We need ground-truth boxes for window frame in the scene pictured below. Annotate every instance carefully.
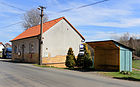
[29,43,34,53]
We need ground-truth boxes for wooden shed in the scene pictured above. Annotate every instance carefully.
[86,40,134,72]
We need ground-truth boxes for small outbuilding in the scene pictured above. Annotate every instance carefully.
[86,40,134,72]
[0,42,5,57]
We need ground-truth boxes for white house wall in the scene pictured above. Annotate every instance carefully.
[0,44,4,52]
[42,19,83,57]
[0,44,4,57]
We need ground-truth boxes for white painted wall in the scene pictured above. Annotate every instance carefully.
[42,19,83,57]
[0,44,4,52]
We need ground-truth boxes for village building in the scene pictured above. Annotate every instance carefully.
[5,43,12,48]
[0,42,5,57]
[10,17,85,67]
[2,43,12,58]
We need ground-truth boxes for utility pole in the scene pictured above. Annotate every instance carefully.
[38,6,46,65]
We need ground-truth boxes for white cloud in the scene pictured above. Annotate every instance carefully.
[47,0,140,28]
[86,18,140,28]
[85,31,140,41]
[1,0,140,42]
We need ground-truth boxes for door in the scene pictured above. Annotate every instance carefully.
[22,44,25,61]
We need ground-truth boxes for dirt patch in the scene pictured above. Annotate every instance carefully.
[132,68,140,71]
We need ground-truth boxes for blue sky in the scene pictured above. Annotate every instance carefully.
[0,0,140,43]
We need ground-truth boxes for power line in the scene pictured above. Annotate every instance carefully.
[0,0,109,29]
[0,2,26,12]
[57,0,109,13]
[0,1,26,29]
[0,21,23,29]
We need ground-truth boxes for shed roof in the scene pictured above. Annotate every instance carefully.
[86,40,134,51]
[10,17,85,41]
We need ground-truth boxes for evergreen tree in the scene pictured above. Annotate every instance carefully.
[77,43,93,68]
[83,48,93,68]
[65,48,76,69]
[77,53,84,68]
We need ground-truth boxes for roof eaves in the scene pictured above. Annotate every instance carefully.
[86,40,135,51]
[10,35,39,42]
[112,40,135,51]
[63,17,85,40]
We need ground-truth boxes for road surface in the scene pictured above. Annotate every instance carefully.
[0,59,139,87]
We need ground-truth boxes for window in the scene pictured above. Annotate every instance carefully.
[14,46,17,53]
[29,43,34,53]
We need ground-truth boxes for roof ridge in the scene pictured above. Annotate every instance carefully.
[26,16,65,30]
[45,16,64,23]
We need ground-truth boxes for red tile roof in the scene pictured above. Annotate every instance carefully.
[10,17,85,41]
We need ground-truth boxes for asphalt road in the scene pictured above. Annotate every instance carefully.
[0,59,139,87]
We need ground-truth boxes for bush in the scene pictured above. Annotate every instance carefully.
[77,53,84,68]
[77,43,93,68]
[83,49,93,68]
[65,48,76,69]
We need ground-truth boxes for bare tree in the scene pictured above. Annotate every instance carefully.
[22,9,48,30]
[129,37,135,49]
[113,32,140,58]
[119,32,130,46]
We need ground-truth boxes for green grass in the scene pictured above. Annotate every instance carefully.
[33,64,64,69]
[102,60,140,81]
[102,70,140,81]
[33,64,95,72]
[133,60,140,69]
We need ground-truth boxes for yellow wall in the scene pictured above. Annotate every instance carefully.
[42,55,66,68]
[12,53,66,68]
[42,55,78,68]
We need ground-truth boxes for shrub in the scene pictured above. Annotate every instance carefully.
[65,48,76,69]
[83,49,93,68]
[77,53,84,68]
[77,43,93,68]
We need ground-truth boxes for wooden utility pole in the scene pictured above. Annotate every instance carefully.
[38,6,46,65]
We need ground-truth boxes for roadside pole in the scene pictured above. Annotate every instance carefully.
[38,6,46,65]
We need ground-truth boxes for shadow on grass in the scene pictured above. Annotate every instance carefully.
[113,77,140,82]
[64,68,118,72]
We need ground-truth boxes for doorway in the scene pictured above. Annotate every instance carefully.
[22,44,25,61]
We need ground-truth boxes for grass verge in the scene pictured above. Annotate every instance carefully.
[102,70,140,81]
[102,60,140,81]
[33,64,94,71]
[133,60,140,69]
[33,64,64,69]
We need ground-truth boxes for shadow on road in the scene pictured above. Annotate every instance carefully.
[65,68,118,72]
[0,58,35,64]
[113,77,140,82]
